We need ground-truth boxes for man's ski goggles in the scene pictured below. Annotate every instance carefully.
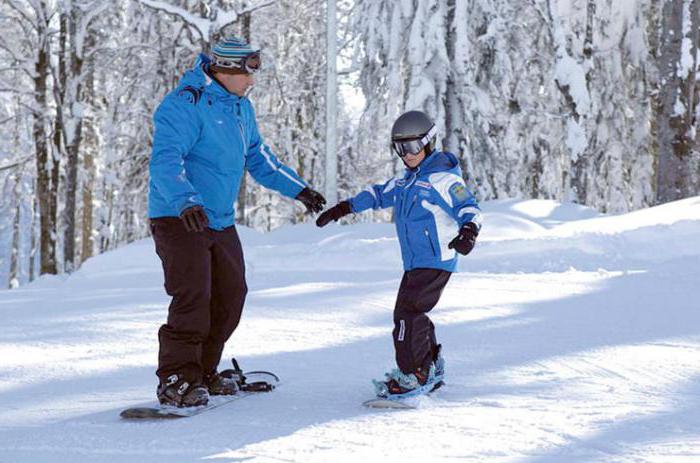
[391,125,437,157]
[212,51,261,74]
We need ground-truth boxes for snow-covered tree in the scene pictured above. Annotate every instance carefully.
[352,0,696,213]
[2,0,699,287]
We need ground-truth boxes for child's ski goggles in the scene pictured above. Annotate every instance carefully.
[391,125,437,157]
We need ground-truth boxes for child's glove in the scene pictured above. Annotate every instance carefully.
[316,201,352,227]
[448,222,479,255]
[296,187,327,214]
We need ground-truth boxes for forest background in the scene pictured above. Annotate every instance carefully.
[0,0,698,287]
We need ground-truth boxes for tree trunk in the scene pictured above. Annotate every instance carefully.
[100,183,114,252]
[10,87,22,288]
[237,10,252,226]
[34,7,57,275]
[81,150,95,263]
[29,192,37,282]
[51,11,69,273]
[443,0,457,154]
[62,6,86,272]
[325,0,338,204]
[9,176,21,289]
[678,0,700,195]
[570,0,596,204]
[656,0,698,203]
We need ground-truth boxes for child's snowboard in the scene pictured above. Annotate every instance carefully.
[363,379,444,409]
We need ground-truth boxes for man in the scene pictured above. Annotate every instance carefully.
[316,110,481,398]
[148,37,326,407]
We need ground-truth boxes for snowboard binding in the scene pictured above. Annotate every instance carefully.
[219,357,279,393]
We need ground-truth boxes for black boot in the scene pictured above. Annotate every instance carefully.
[157,374,209,407]
[204,370,239,396]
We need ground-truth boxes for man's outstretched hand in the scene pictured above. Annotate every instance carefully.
[296,187,327,214]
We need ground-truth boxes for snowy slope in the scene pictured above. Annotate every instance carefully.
[1,197,700,463]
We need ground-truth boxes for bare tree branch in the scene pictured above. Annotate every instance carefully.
[215,0,276,31]
[138,0,208,42]
[138,0,277,43]
[5,0,39,33]
[0,156,32,172]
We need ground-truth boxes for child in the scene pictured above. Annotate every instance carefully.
[316,110,482,398]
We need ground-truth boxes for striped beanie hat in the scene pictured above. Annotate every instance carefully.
[211,36,259,74]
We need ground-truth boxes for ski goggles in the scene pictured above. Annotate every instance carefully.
[212,51,261,74]
[391,125,437,157]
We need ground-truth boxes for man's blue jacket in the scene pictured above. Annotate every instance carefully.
[348,151,482,272]
[148,54,307,230]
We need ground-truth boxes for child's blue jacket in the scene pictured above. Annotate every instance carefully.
[349,151,482,272]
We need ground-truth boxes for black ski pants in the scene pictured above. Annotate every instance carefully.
[393,268,451,374]
[150,217,247,384]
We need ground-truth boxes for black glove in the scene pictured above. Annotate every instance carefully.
[296,187,327,214]
[180,205,209,232]
[316,201,352,227]
[448,222,479,255]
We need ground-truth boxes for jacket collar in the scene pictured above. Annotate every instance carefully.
[181,53,245,105]
[418,150,459,173]
[403,149,441,176]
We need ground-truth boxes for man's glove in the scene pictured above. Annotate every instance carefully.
[296,187,327,214]
[180,205,209,232]
[316,201,352,227]
[448,222,479,255]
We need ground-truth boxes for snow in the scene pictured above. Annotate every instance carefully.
[674,98,688,118]
[139,0,212,42]
[678,0,695,79]
[566,118,587,161]
[1,197,700,462]
[554,53,591,116]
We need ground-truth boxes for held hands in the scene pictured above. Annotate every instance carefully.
[180,205,209,232]
[316,201,352,227]
[296,187,327,214]
[448,222,479,256]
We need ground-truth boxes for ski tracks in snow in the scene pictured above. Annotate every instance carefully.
[1,199,700,462]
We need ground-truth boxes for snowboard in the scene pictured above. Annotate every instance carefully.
[120,390,260,419]
[363,379,444,409]
[120,361,279,420]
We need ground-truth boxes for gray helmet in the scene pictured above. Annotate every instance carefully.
[391,110,438,157]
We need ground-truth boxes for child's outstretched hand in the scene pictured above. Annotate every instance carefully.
[448,222,479,255]
[316,201,352,227]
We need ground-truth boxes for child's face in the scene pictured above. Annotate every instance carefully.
[402,148,427,169]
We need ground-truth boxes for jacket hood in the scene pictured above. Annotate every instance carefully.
[179,53,241,102]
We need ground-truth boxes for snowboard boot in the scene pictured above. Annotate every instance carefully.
[204,370,240,396]
[432,344,445,379]
[372,363,437,398]
[157,374,209,408]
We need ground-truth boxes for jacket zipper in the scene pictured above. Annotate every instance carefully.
[398,167,422,267]
[403,223,414,268]
[425,228,438,257]
[237,121,247,155]
[401,168,420,218]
